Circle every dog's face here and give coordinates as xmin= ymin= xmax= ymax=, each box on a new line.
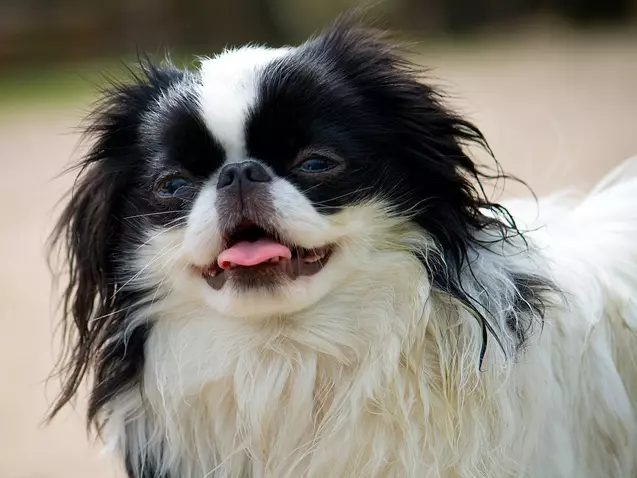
xmin=86 ymin=30 xmax=484 ymax=320
xmin=50 ymin=22 xmax=506 ymax=422
xmin=141 ymin=45 xmax=398 ymax=318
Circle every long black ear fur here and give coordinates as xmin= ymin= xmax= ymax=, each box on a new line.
xmin=48 ymin=62 xmax=183 ymax=425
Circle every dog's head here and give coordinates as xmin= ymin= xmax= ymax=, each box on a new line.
xmin=49 ymin=19 xmax=514 ymax=423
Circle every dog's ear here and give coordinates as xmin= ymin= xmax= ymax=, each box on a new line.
xmin=48 ymin=61 xmax=184 ymax=425
xmin=48 ymin=130 xmax=130 ymax=423
xmin=312 ymin=19 xmax=530 ymax=363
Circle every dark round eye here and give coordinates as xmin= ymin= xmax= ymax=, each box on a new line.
xmin=155 ymin=175 xmax=193 ymax=198
xmin=295 ymin=156 xmax=339 ymax=174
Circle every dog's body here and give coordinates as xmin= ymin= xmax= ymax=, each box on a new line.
xmin=49 ymin=20 xmax=637 ymax=478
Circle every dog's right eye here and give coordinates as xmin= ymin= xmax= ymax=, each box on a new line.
xmin=295 ymin=157 xmax=338 ymax=173
xmin=292 ymin=150 xmax=343 ymax=176
xmin=155 ymin=175 xmax=194 ymax=199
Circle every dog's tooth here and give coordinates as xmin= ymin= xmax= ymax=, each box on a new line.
xmin=229 ymin=262 xmax=237 ymax=269
xmin=271 ymin=257 xmax=280 ymax=264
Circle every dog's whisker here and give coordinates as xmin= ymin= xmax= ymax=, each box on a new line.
xmin=116 ymin=240 xmax=179 ymax=295
xmin=134 ymin=223 xmax=185 ymax=251
xmin=124 ymin=211 xmax=188 ymax=220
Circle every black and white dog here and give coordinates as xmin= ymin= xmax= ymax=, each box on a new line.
xmin=49 ymin=19 xmax=637 ymax=478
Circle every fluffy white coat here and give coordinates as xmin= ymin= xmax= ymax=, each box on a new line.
xmin=105 ymin=157 xmax=637 ymax=478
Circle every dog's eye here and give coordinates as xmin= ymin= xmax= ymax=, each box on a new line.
xmin=295 ymin=156 xmax=338 ymax=174
xmin=155 ymin=175 xmax=193 ymax=198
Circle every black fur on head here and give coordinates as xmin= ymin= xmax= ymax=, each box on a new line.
xmin=48 ymin=16 xmax=552 ymax=431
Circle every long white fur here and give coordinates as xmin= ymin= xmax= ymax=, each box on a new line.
xmin=104 ymin=155 xmax=637 ymax=477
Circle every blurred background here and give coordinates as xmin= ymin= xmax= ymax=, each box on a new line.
xmin=1 ymin=1 xmax=636 ymax=477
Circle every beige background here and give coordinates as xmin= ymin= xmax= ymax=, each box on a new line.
xmin=1 ymin=29 xmax=636 ymax=478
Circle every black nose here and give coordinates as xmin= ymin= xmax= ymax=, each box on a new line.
xmin=217 ymin=161 xmax=272 ymax=190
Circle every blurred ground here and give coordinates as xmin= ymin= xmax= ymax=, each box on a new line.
xmin=1 ymin=28 xmax=636 ymax=478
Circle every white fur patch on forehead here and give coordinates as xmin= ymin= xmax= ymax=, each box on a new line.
xmin=197 ymin=46 xmax=291 ymax=161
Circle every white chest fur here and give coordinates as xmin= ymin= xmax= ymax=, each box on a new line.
xmin=106 ymin=246 xmax=637 ymax=478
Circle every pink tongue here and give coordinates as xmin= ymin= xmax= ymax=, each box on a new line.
xmin=217 ymin=239 xmax=292 ymax=269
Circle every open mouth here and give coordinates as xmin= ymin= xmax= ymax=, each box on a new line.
xmin=196 ymin=221 xmax=333 ymax=290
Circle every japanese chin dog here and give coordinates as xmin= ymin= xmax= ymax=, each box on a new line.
xmin=48 ymin=18 xmax=637 ymax=478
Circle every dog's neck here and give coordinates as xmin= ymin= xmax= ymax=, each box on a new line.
xmin=106 ymin=240 xmax=542 ymax=477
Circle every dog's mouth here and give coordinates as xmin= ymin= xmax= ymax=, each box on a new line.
xmin=196 ymin=221 xmax=333 ymax=290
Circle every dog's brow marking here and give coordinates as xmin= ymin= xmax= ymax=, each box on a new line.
xmin=197 ymin=46 xmax=291 ymax=164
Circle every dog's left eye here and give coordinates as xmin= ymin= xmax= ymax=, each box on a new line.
xmin=295 ymin=156 xmax=338 ymax=174
xmin=155 ymin=175 xmax=194 ymax=198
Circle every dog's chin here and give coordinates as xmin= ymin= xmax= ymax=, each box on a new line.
xmin=178 ymin=218 xmax=345 ymax=318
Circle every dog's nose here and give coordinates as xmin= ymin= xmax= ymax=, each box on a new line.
xmin=217 ymin=161 xmax=272 ymax=190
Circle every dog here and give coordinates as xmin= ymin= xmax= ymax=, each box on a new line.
xmin=48 ymin=18 xmax=637 ymax=478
